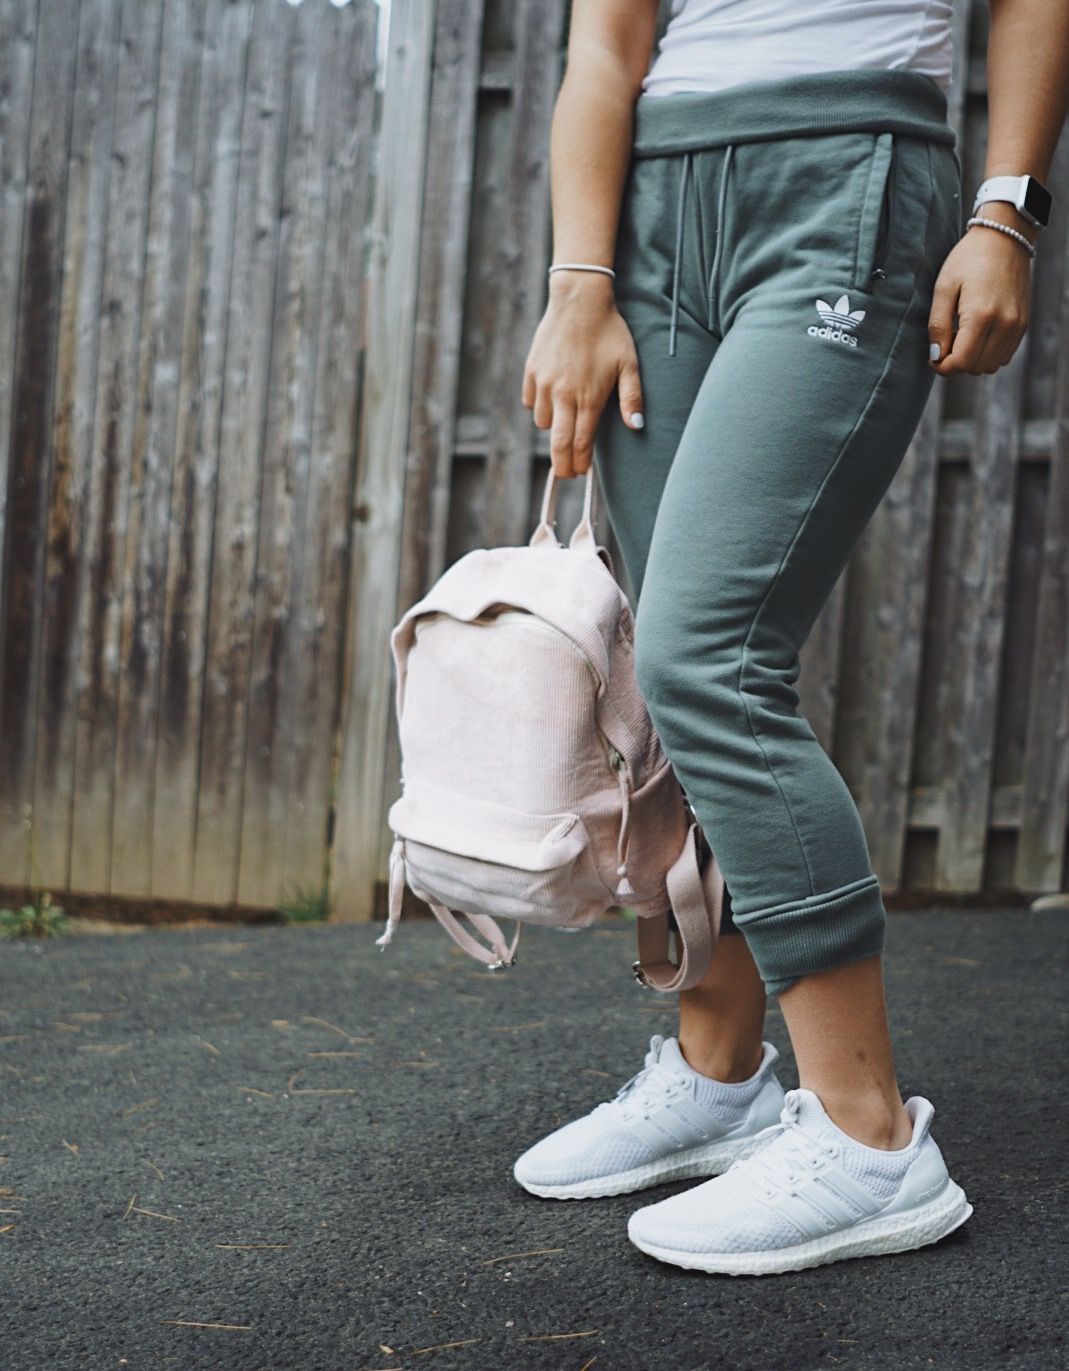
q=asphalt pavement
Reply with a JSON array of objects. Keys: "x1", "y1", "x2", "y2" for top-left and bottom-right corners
[{"x1": 1, "y1": 909, "x2": 1065, "y2": 1371}]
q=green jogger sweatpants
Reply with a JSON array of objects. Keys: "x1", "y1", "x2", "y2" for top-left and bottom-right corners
[{"x1": 593, "y1": 69, "x2": 962, "y2": 997}]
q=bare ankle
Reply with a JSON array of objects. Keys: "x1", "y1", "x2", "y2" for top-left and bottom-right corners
[{"x1": 810, "y1": 1088, "x2": 914, "y2": 1151}]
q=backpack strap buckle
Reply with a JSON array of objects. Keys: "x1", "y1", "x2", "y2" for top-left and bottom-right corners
[{"x1": 632, "y1": 960, "x2": 653, "y2": 989}]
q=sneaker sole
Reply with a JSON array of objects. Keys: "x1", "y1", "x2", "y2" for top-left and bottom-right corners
[
  {"x1": 516, "y1": 1135, "x2": 758, "y2": 1200},
  {"x1": 628, "y1": 1179, "x2": 973, "y2": 1275}
]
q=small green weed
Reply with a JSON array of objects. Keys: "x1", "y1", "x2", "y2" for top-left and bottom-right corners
[
  {"x1": 0, "y1": 891, "x2": 70, "y2": 939},
  {"x1": 274, "y1": 885, "x2": 330, "y2": 925}
]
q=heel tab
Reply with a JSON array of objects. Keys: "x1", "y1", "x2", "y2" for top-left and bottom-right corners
[{"x1": 905, "y1": 1094, "x2": 936, "y2": 1144}]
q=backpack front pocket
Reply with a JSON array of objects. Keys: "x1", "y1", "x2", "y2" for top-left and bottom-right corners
[{"x1": 388, "y1": 780, "x2": 595, "y2": 926}]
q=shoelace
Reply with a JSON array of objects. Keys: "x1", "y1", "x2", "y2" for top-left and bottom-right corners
[
  {"x1": 596, "y1": 1035, "x2": 688, "y2": 1123},
  {"x1": 728, "y1": 1090, "x2": 838, "y2": 1197}
]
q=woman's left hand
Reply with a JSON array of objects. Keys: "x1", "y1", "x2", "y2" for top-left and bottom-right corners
[{"x1": 927, "y1": 214, "x2": 1033, "y2": 375}]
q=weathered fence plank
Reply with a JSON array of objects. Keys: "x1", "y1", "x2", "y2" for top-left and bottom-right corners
[
  {"x1": 0, "y1": 0, "x2": 40, "y2": 646},
  {"x1": 237, "y1": 0, "x2": 377, "y2": 908},
  {"x1": 66, "y1": 0, "x2": 165, "y2": 896},
  {"x1": 30, "y1": 0, "x2": 122, "y2": 889},
  {"x1": 481, "y1": 0, "x2": 567, "y2": 552},
  {"x1": 235, "y1": 0, "x2": 333, "y2": 907},
  {"x1": 936, "y1": 355, "x2": 1029, "y2": 889},
  {"x1": 265, "y1": 0, "x2": 379, "y2": 911},
  {"x1": 1016, "y1": 129, "x2": 1069, "y2": 891},
  {"x1": 150, "y1": 0, "x2": 254, "y2": 901},
  {"x1": 330, "y1": 0, "x2": 437, "y2": 920},
  {"x1": 110, "y1": 0, "x2": 207, "y2": 896},
  {"x1": 398, "y1": 0, "x2": 486, "y2": 609},
  {"x1": 191, "y1": 0, "x2": 293, "y2": 905},
  {"x1": 0, "y1": 0, "x2": 80, "y2": 884}
]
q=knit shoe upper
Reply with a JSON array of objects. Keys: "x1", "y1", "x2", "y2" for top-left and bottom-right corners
[
  {"x1": 627, "y1": 1085, "x2": 973, "y2": 1274},
  {"x1": 513, "y1": 1035, "x2": 785, "y2": 1199}
]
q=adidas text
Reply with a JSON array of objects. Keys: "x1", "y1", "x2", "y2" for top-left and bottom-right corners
[{"x1": 807, "y1": 323, "x2": 859, "y2": 348}]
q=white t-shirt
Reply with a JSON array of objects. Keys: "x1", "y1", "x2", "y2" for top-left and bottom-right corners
[{"x1": 642, "y1": 0, "x2": 954, "y2": 97}]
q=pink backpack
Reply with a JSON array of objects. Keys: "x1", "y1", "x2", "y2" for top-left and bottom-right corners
[{"x1": 376, "y1": 468, "x2": 724, "y2": 992}]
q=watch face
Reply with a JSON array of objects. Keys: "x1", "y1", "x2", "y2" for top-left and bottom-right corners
[{"x1": 1023, "y1": 177, "x2": 1052, "y2": 227}]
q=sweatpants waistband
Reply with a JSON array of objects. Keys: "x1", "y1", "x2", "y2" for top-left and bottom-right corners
[{"x1": 632, "y1": 67, "x2": 956, "y2": 158}]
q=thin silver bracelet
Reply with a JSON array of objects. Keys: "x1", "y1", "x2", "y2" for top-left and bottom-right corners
[
  {"x1": 548, "y1": 262, "x2": 616, "y2": 279},
  {"x1": 965, "y1": 215, "x2": 1037, "y2": 260}
]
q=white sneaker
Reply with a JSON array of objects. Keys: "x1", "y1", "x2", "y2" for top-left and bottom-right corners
[
  {"x1": 627, "y1": 1086, "x2": 972, "y2": 1275},
  {"x1": 513, "y1": 1036, "x2": 785, "y2": 1200}
]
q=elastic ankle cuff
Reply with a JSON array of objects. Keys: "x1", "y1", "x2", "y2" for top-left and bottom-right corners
[{"x1": 732, "y1": 874, "x2": 886, "y2": 997}]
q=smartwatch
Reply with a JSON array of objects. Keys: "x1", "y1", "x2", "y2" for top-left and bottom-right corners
[{"x1": 971, "y1": 174, "x2": 1052, "y2": 229}]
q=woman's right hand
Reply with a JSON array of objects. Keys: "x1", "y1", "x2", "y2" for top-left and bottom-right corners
[{"x1": 522, "y1": 272, "x2": 645, "y2": 479}]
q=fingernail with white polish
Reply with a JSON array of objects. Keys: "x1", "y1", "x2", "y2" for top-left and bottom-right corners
[
  {"x1": 929, "y1": 343, "x2": 942, "y2": 362},
  {"x1": 630, "y1": 412, "x2": 645, "y2": 430}
]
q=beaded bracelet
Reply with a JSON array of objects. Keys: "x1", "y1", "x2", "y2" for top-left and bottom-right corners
[
  {"x1": 548, "y1": 262, "x2": 616, "y2": 279},
  {"x1": 965, "y1": 215, "x2": 1037, "y2": 260}
]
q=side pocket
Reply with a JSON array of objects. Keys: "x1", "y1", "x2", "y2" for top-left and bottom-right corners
[
  {"x1": 611, "y1": 758, "x2": 689, "y2": 916},
  {"x1": 930, "y1": 140, "x2": 963, "y2": 265},
  {"x1": 852, "y1": 131, "x2": 896, "y2": 290}
]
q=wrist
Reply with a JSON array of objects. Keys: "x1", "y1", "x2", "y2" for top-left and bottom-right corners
[
  {"x1": 970, "y1": 197, "x2": 1040, "y2": 246},
  {"x1": 548, "y1": 269, "x2": 616, "y2": 304}
]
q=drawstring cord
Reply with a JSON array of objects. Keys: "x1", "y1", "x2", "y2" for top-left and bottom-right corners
[
  {"x1": 668, "y1": 143, "x2": 736, "y2": 355},
  {"x1": 609, "y1": 748, "x2": 636, "y2": 900},
  {"x1": 375, "y1": 838, "x2": 407, "y2": 949}
]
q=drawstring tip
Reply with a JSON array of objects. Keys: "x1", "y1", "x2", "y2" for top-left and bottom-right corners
[{"x1": 378, "y1": 836, "x2": 405, "y2": 952}]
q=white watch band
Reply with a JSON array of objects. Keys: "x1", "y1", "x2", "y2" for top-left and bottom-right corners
[
  {"x1": 972, "y1": 175, "x2": 1028, "y2": 215},
  {"x1": 971, "y1": 174, "x2": 1052, "y2": 229}
]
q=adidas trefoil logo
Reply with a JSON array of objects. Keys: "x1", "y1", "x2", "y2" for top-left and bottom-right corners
[{"x1": 807, "y1": 293, "x2": 866, "y2": 348}]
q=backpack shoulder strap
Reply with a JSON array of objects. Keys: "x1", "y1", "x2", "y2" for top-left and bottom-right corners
[{"x1": 633, "y1": 822, "x2": 723, "y2": 993}]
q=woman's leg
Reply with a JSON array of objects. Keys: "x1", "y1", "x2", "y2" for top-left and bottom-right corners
[
  {"x1": 628, "y1": 132, "x2": 961, "y2": 1145},
  {"x1": 594, "y1": 154, "x2": 772, "y2": 1080},
  {"x1": 678, "y1": 922, "x2": 767, "y2": 1083},
  {"x1": 778, "y1": 956, "x2": 912, "y2": 1148},
  {"x1": 682, "y1": 935, "x2": 911, "y2": 1144}
]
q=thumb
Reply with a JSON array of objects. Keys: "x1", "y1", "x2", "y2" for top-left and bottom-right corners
[{"x1": 618, "y1": 357, "x2": 645, "y2": 431}]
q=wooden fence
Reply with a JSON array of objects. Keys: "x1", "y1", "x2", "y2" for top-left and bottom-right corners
[
  {"x1": 0, "y1": 0, "x2": 379, "y2": 914},
  {"x1": 0, "y1": 0, "x2": 1065, "y2": 922}
]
